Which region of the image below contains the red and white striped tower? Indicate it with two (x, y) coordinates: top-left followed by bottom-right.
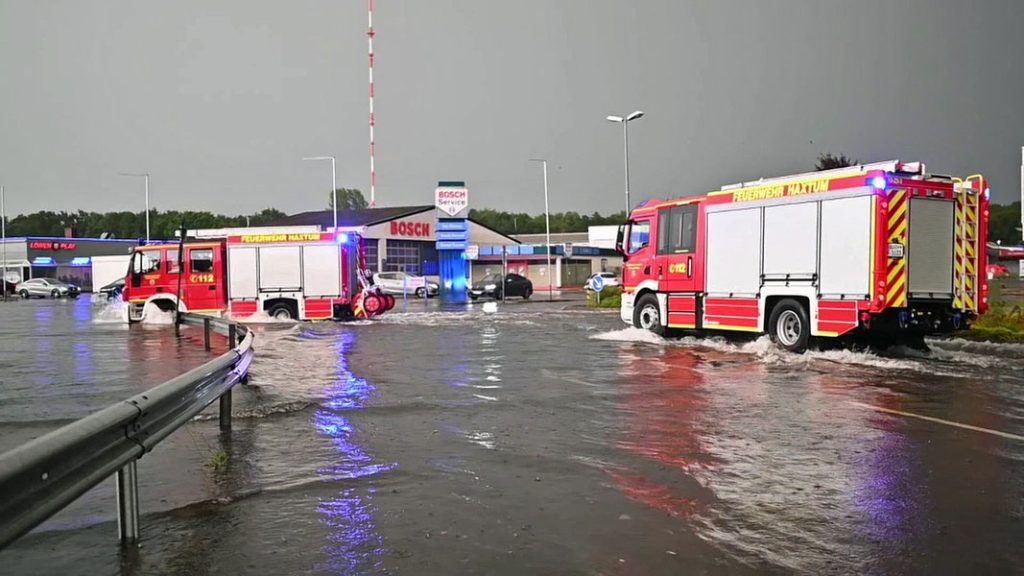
(368, 0), (377, 207)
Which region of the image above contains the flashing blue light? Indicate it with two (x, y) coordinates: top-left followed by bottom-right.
(870, 176), (887, 190)
(70, 257), (91, 266)
(32, 256), (55, 266)
(337, 232), (350, 244)
(984, 187), (991, 200)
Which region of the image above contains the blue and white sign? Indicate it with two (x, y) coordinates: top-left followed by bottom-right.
(589, 274), (605, 293)
(436, 240), (469, 251)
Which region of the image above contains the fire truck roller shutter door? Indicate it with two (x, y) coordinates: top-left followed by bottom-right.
(763, 202), (817, 278)
(302, 244), (341, 297)
(908, 198), (955, 297)
(819, 196), (872, 297)
(228, 247), (258, 299)
(706, 207), (761, 296)
(258, 246), (302, 290)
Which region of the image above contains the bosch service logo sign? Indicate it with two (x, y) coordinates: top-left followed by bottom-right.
(435, 186), (469, 217)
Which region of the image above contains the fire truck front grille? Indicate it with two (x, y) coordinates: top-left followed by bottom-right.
(907, 197), (954, 298)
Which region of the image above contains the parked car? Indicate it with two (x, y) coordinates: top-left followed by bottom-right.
(15, 278), (80, 299)
(584, 272), (621, 291)
(373, 271), (439, 297)
(986, 263), (1011, 278)
(469, 273), (533, 300)
(98, 277), (126, 299)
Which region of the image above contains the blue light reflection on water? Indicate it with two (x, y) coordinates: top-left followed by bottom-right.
(853, 426), (924, 546)
(313, 330), (396, 574)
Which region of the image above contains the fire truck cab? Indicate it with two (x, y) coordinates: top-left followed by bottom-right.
(617, 161), (989, 352)
(124, 241), (227, 320)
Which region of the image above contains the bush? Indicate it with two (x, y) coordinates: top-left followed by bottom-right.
(965, 302), (1024, 342)
(586, 286), (622, 308)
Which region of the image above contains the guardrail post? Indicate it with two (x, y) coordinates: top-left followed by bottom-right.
(219, 390), (232, 430)
(203, 318), (212, 351)
(116, 460), (141, 545)
(229, 324), (237, 347)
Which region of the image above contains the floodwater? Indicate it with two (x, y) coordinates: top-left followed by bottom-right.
(1, 297), (1024, 575)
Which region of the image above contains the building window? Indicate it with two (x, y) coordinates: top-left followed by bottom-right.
(384, 240), (423, 274)
(363, 239), (379, 272)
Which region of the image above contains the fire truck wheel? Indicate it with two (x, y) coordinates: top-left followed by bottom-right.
(384, 294), (396, 310)
(268, 303), (295, 320)
(769, 299), (810, 353)
(633, 294), (665, 336)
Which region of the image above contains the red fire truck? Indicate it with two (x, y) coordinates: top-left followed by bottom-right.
(123, 230), (394, 323)
(617, 161), (989, 351)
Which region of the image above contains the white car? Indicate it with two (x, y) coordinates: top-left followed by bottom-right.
(585, 272), (621, 291)
(373, 271), (439, 297)
(15, 278), (81, 299)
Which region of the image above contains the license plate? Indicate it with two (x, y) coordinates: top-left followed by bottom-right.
(888, 243), (905, 259)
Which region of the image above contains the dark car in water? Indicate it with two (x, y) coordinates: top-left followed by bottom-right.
(469, 273), (533, 300)
(98, 277), (126, 299)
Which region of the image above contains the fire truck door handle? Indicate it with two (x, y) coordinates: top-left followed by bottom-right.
(687, 257), (693, 279)
(208, 285), (216, 291)
(657, 265), (663, 277)
(155, 287), (164, 293)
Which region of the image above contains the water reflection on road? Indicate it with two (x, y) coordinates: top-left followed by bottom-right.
(2, 300), (1024, 575)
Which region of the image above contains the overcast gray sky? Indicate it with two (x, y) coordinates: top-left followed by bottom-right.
(1, 0), (1022, 217)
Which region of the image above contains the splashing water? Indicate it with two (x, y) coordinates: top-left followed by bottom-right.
(91, 296), (126, 324)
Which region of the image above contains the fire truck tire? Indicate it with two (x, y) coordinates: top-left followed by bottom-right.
(268, 303), (295, 320)
(768, 299), (810, 353)
(633, 294), (665, 336)
(384, 294), (396, 310)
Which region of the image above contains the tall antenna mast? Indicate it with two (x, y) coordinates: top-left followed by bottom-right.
(368, 0), (377, 207)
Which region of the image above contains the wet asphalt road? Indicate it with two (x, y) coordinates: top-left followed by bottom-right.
(1, 297), (1023, 575)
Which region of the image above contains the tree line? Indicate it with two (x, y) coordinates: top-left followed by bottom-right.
(2, 208), (287, 240)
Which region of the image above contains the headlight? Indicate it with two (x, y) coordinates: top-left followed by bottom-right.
(484, 284), (496, 290)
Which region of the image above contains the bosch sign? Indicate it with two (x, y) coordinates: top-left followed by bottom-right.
(390, 221), (431, 238)
(435, 186), (469, 217)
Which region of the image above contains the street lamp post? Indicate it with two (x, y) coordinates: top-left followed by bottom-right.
(119, 172), (150, 241)
(606, 111), (645, 214)
(529, 159), (553, 301)
(303, 156), (337, 232)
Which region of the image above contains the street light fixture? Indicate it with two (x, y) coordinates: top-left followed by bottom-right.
(303, 156), (337, 232)
(529, 158), (553, 301)
(606, 110), (645, 214)
(119, 172), (150, 241)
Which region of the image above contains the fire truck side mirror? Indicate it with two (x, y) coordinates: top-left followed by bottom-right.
(615, 224), (627, 260)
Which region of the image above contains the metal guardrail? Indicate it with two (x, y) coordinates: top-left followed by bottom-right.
(0, 313), (253, 549)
